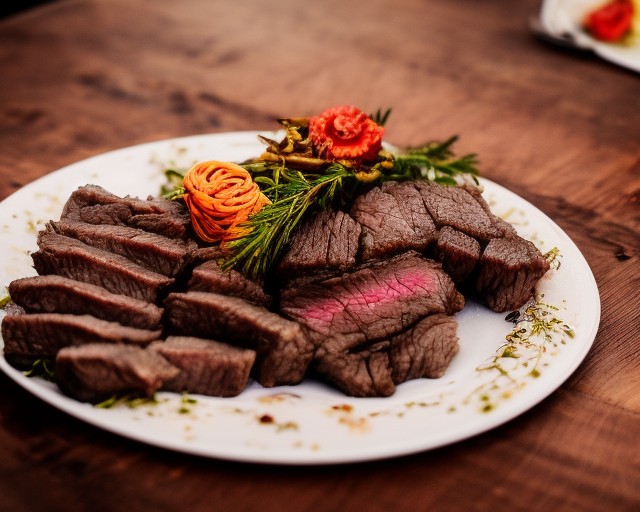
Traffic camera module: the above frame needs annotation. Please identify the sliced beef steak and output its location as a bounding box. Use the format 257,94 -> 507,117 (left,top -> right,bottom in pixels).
413,180 -> 513,241
164,292 -> 314,387
61,185 -> 191,239
1,313 -> 161,368
150,336 -> 255,397
55,343 -> 179,403
48,220 -> 190,276
278,209 -> 361,278
32,231 -> 173,303
314,341 -> 395,397
434,226 -> 481,284
188,259 -> 272,307
280,251 -> 464,355
475,236 -> 550,312
8,275 -> 163,329
381,180 -> 438,242
389,313 -> 459,383
299,180 -> 546,313
186,246 -> 228,266
350,184 -> 435,261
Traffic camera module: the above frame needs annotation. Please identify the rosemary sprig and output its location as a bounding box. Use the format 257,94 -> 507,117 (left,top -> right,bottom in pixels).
223,163 -> 353,277
390,136 -> 479,186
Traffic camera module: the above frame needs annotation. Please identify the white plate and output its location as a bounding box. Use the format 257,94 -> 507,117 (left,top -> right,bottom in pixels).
540,0 -> 640,73
0,132 -> 600,465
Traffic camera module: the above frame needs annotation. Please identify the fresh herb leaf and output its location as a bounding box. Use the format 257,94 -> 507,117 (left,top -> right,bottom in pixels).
160,168 -> 187,198
94,394 -> 159,409
23,359 -> 55,381
370,108 -> 392,126
0,294 -> 10,309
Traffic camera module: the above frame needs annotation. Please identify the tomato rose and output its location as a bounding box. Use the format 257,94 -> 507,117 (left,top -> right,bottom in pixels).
183,160 -> 271,243
308,105 -> 384,161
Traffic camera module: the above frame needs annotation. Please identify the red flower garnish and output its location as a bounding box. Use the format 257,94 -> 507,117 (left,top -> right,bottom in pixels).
584,0 -> 633,42
308,105 -> 384,162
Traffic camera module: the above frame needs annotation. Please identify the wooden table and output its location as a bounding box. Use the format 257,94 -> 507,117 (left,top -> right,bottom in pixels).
1,0 -> 638,510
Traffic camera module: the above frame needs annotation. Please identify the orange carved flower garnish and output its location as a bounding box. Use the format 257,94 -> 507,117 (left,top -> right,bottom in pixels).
308,105 -> 384,162
183,160 -> 271,243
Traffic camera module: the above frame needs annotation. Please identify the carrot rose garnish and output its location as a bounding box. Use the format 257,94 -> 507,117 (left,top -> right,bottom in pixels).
183,160 -> 271,243
308,105 -> 384,162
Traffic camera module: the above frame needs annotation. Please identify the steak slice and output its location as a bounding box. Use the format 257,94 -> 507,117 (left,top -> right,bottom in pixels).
55,343 -> 179,403
350,185 -> 434,261
61,185 -> 191,239
188,259 -> 272,307
314,341 -> 395,397
186,246 -> 230,266
280,251 -> 465,356
8,275 -> 163,330
278,209 -> 361,278
32,231 -> 173,303
414,180 -> 512,242
48,220 -> 190,277
475,236 -> 551,312
381,180 -> 438,241
389,313 -> 460,383
1,313 -> 161,368
434,226 -> 481,284
164,292 -> 314,387
149,336 -> 256,397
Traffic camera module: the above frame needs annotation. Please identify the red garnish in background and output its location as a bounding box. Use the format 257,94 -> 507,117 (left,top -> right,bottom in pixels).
308,105 -> 384,162
583,0 -> 634,42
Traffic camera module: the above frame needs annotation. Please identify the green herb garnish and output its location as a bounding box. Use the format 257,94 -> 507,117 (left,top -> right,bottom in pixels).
23,359 -> 55,381
94,394 -> 159,409
0,294 -> 10,309
162,109 -> 480,279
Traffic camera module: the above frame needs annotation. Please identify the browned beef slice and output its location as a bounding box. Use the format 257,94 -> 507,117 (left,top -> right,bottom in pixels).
8,275 -> 163,330
381,180 -> 437,243
280,251 -> 465,356
475,236 -> 551,312
413,180 -> 511,242
466,186 -> 518,238
350,185 -> 434,261
188,259 -> 272,307
55,343 -> 179,403
61,185 -> 191,239
434,226 -> 481,284
149,336 -> 256,397
48,220 -> 190,277
1,313 -> 161,368
186,246 -> 228,266
389,314 -> 459,383
164,292 -> 314,387
32,231 -> 173,303
278,209 -> 361,278
314,341 -> 395,397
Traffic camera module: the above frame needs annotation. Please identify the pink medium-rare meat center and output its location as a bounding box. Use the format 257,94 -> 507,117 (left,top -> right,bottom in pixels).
300,269 -> 435,323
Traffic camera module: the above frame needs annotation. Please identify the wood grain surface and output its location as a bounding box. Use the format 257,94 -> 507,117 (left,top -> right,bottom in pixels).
1,0 -> 639,511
